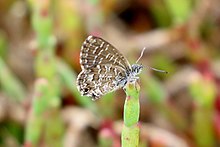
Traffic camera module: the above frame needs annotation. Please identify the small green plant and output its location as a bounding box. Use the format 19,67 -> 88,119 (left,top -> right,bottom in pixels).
121,82 -> 140,147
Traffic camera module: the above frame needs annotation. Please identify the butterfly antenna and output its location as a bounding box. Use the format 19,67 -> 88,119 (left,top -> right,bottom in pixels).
136,47 -> 147,63
136,47 -> 168,74
146,66 -> 168,74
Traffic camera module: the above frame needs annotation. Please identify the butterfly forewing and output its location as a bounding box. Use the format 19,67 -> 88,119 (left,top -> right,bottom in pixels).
77,35 -> 131,100
80,36 -> 131,70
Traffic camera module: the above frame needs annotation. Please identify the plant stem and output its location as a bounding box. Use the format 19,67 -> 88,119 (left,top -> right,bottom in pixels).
121,82 -> 140,147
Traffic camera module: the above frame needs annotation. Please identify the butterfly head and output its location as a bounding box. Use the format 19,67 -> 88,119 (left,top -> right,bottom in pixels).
131,64 -> 143,75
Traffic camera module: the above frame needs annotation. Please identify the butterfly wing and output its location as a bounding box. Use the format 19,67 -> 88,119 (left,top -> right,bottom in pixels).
80,35 -> 131,71
77,64 -> 127,100
77,35 -> 131,100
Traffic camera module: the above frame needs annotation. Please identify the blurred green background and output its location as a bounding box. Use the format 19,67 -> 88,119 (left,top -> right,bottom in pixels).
0,0 -> 220,147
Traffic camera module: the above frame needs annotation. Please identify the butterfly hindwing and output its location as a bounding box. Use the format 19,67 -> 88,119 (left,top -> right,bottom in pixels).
77,64 -> 126,100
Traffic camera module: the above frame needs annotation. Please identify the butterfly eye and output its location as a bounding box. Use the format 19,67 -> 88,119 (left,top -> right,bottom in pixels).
84,88 -> 89,93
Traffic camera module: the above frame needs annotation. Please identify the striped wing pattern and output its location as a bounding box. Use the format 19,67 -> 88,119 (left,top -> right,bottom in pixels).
77,36 -> 131,100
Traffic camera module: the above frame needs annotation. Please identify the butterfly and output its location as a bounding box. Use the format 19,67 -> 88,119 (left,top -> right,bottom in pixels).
76,36 -> 143,100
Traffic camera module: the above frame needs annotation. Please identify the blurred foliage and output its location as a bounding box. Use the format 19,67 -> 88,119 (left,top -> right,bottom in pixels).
0,32 -> 7,59
164,0 -> 193,24
0,0 -> 220,147
0,58 -> 26,102
0,121 -> 24,146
